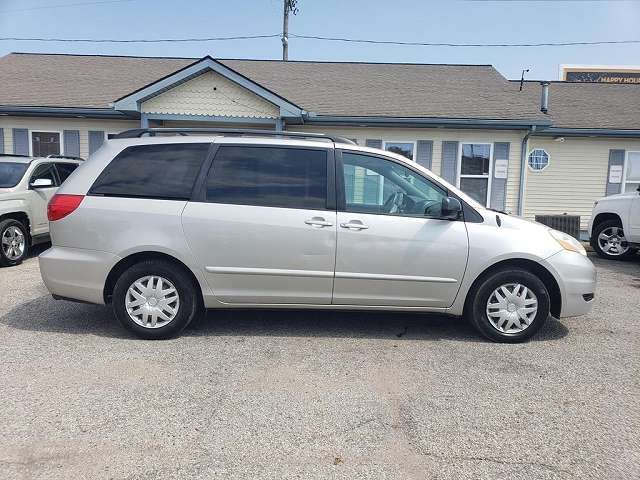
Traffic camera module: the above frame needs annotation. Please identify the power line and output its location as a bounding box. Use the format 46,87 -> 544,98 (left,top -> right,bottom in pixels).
289,34 -> 640,48
0,33 -> 638,47
0,0 -> 135,13
0,34 -> 281,43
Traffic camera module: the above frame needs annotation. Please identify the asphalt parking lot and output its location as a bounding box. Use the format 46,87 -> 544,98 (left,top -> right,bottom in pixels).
0,249 -> 638,480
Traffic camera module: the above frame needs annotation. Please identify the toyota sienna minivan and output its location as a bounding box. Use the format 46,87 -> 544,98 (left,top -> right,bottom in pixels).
39,129 -> 596,342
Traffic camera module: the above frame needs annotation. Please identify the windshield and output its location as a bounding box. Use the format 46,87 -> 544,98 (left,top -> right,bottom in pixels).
0,162 -> 29,188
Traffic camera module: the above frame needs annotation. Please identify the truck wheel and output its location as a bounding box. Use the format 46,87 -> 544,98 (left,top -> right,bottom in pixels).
591,219 -> 636,260
0,219 -> 29,267
112,259 -> 203,339
466,268 -> 550,343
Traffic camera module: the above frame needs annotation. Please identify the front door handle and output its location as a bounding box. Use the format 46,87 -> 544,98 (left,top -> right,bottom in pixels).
305,217 -> 333,227
340,220 -> 369,230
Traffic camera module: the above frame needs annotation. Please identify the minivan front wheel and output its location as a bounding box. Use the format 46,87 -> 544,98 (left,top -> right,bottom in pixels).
112,260 -> 201,339
467,268 -> 550,343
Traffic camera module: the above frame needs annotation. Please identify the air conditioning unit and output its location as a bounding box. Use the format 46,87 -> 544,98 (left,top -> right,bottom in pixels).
535,214 -> 581,240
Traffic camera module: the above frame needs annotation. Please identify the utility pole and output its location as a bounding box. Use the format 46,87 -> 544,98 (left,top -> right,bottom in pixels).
282,0 -> 298,61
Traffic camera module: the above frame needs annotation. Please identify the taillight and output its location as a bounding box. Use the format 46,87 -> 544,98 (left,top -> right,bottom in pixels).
47,194 -> 84,221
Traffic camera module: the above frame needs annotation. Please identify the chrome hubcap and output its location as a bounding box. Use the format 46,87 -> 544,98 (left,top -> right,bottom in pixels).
598,226 -> 629,256
125,276 -> 180,329
486,283 -> 538,334
1,226 -> 25,261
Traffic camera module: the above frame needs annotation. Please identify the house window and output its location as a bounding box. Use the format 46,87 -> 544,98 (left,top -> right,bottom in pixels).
459,143 -> 492,206
624,151 -> 640,193
384,141 -> 415,161
528,149 -> 550,171
31,131 -> 61,157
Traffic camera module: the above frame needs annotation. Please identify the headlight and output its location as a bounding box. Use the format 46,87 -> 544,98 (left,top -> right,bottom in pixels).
549,229 -> 587,256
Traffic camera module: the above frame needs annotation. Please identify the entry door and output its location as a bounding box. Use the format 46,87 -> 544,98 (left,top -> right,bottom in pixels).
28,163 -> 58,235
333,151 -> 469,308
182,144 -> 336,304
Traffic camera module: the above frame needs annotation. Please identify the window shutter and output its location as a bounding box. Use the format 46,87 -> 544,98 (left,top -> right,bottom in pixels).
416,140 -> 433,169
606,149 -> 625,196
63,130 -> 81,158
13,128 -> 29,155
490,142 -> 510,211
88,131 -> 105,155
441,141 -> 459,184
0,128 -> 4,154
365,139 -> 382,149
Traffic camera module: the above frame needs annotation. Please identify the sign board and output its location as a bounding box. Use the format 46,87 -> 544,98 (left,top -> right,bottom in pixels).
609,165 -> 623,184
560,65 -> 640,84
494,159 -> 508,179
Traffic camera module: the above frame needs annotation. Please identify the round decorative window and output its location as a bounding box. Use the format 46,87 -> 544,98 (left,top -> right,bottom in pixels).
528,149 -> 550,171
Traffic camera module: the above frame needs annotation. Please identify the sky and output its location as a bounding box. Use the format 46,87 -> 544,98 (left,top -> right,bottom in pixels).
0,0 -> 638,80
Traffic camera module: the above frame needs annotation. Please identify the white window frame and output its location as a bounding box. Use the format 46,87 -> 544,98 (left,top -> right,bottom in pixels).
29,129 -> 64,157
527,148 -> 550,172
622,150 -> 640,193
457,142 -> 493,207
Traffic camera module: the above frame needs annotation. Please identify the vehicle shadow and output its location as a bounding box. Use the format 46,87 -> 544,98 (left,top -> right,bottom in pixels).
26,242 -> 50,259
1,294 -> 569,343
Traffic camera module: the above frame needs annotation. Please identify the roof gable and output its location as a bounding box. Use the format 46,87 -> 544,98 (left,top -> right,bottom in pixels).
113,56 -> 303,118
140,70 -> 280,119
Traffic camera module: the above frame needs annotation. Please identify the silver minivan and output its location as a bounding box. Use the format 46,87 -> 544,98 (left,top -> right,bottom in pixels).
39,129 -> 596,342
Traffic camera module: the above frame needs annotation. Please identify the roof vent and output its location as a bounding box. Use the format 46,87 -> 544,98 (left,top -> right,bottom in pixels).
540,82 -> 550,114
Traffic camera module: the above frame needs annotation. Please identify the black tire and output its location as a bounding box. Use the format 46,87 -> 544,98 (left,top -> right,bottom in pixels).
466,268 -> 551,343
112,259 -> 203,339
590,219 -> 636,261
0,218 -> 29,267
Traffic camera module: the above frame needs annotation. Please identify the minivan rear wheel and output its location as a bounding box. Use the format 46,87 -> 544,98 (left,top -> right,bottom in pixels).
112,260 -> 201,339
466,268 -> 550,343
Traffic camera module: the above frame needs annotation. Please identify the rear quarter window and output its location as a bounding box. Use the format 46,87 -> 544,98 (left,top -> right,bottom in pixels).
89,143 -> 210,200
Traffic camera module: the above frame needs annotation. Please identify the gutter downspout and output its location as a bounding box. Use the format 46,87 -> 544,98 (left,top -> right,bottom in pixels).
518,125 -> 536,216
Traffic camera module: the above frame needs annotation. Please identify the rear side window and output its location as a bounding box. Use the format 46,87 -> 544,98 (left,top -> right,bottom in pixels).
55,163 -> 79,183
206,146 -> 328,210
90,143 -> 210,200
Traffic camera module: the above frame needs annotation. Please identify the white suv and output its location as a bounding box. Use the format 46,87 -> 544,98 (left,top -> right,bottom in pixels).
39,129 -> 596,342
588,189 -> 640,260
0,154 -> 82,266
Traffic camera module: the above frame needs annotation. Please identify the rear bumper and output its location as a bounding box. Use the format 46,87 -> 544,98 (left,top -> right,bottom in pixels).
39,246 -> 119,305
544,250 -> 597,318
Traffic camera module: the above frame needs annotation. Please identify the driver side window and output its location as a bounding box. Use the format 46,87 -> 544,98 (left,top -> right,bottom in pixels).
341,152 -> 447,217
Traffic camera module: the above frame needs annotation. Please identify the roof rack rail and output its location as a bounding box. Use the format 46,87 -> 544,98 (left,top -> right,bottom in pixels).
46,154 -> 84,161
112,128 -> 357,145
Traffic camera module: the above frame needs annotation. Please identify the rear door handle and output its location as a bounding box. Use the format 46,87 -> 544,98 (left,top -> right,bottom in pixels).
340,220 -> 369,230
305,217 -> 333,227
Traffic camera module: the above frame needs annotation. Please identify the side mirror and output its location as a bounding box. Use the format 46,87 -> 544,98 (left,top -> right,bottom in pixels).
441,197 -> 462,220
30,178 -> 54,189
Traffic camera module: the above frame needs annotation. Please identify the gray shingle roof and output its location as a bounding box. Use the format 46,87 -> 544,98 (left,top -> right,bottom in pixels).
0,52 -> 547,121
513,80 -> 640,130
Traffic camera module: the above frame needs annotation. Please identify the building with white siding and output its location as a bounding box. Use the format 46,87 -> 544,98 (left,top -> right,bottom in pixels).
1,53 -> 638,237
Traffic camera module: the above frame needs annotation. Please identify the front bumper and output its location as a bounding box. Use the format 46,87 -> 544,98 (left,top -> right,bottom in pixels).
39,246 -> 120,305
544,250 -> 597,318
